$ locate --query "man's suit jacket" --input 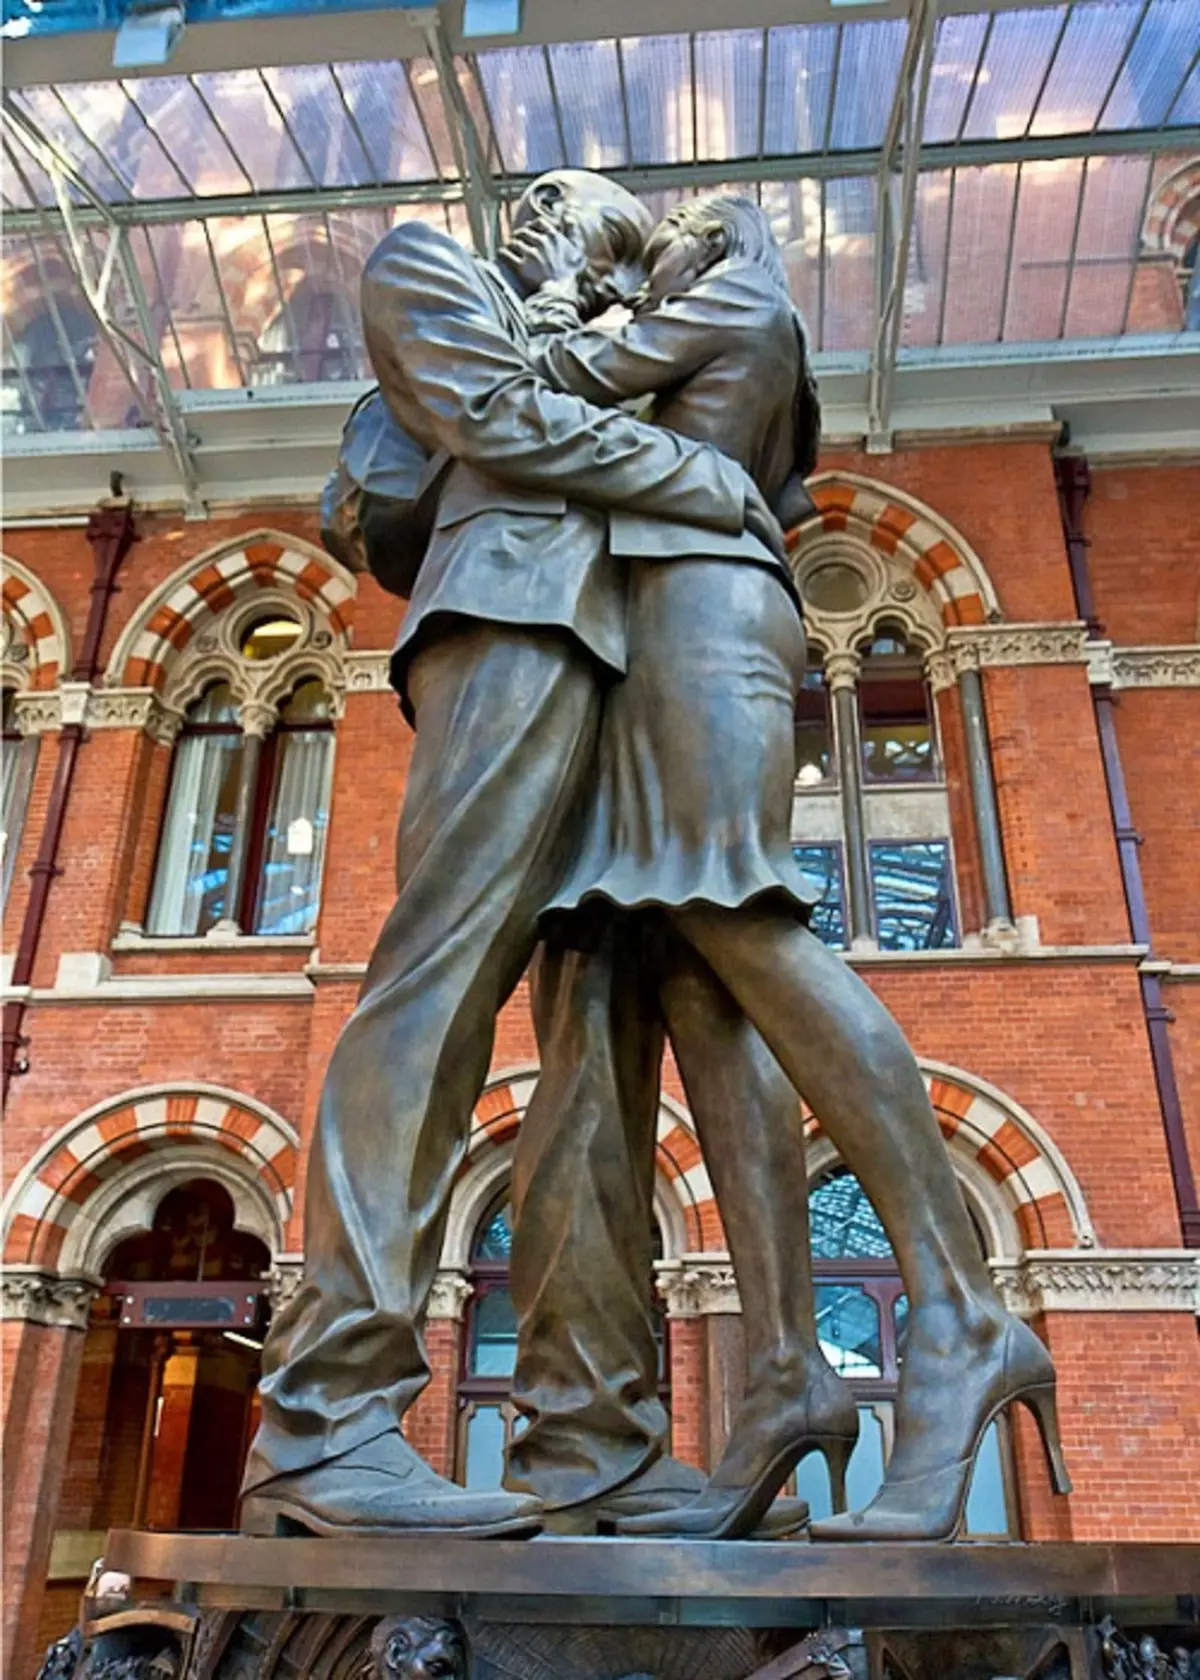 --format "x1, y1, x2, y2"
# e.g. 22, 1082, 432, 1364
359, 223, 753, 712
